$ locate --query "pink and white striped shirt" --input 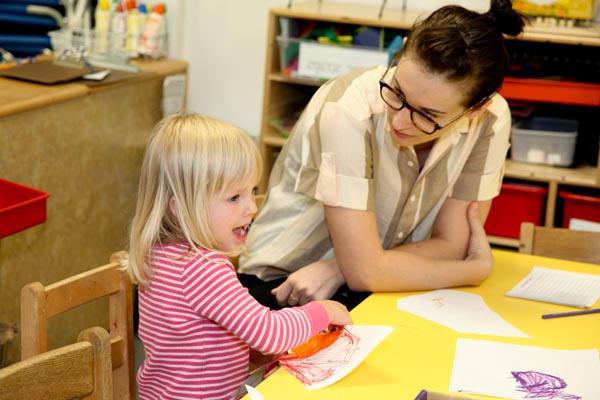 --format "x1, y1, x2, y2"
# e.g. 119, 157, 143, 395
137, 243, 329, 400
